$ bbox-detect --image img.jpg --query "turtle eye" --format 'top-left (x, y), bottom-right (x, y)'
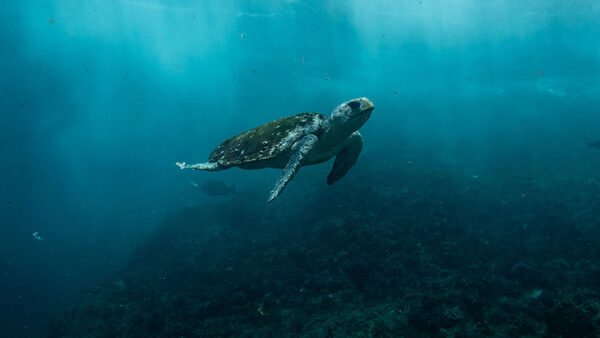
top-left (348, 101), bottom-right (360, 109)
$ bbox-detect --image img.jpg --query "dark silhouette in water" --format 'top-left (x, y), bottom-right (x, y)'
top-left (200, 180), bottom-right (236, 196)
top-left (588, 140), bottom-right (600, 149)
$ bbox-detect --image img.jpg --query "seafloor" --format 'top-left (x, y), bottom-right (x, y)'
top-left (49, 150), bottom-right (600, 337)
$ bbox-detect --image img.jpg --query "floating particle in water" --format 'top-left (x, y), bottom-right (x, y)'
top-left (587, 179), bottom-right (600, 187)
top-left (393, 90), bottom-right (398, 94)
top-left (529, 289), bottom-right (543, 299)
top-left (537, 70), bottom-right (542, 76)
top-left (32, 232), bottom-right (46, 241)
top-left (441, 306), bottom-right (464, 321)
top-left (252, 69), bottom-right (257, 74)
top-left (48, 19), bottom-right (54, 24)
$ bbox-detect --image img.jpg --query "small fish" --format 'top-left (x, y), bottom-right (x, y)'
top-left (32, 232), bottom-right (47, 241)
top-left (588, 140), bottom-right (600, 149)
top-left (200, 180), bottom-right (236, 197)
top-left (189, 180), bottom-right (199, 188)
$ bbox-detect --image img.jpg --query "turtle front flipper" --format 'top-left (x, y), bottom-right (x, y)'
top-left (268, 134), bottom-right (318, 203)
top-left (327, 131), bottom-right (363, 185)
top-left (176, 161), bottom-right (222, 171)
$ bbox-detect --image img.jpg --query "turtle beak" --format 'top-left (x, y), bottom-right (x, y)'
top-left (346, 98), bottom-right (374, 122)
top-left (360, 98), bottom-right (374, 113)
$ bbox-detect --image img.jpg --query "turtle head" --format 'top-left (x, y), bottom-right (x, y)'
top-left (327, 97), bottom-right (374, 136)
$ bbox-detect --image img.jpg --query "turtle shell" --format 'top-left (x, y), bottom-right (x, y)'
top-left (209, 112), bottom-right (327, 166)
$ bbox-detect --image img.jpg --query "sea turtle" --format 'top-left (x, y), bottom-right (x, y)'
top-left (176, 97), bottom-right (374, 202)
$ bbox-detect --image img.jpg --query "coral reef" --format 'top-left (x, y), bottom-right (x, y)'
top-left (49, 154), bottom-right (600, 336)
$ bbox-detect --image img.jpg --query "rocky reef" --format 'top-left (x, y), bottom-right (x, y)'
top-left (49, 154), bottom-right (600, 337)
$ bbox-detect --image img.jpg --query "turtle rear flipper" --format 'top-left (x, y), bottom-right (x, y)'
top-left (176, 162), bottom-right (222, 171)
top-left (268, 134), bottom-right (318, 203)
top-left (327, 131), bottom-right (363, 185)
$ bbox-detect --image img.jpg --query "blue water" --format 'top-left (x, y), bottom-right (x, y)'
top-left (1, 1), bottom-right (600, 336)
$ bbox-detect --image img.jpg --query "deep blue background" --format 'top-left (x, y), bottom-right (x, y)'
top-left (1, 0), bottom-right (599, 335)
